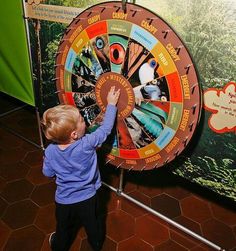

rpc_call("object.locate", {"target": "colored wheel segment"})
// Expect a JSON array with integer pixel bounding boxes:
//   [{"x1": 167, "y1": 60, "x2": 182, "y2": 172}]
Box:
[{"x1": 55, "y1": 1, "x2": 201, "y2": 170}]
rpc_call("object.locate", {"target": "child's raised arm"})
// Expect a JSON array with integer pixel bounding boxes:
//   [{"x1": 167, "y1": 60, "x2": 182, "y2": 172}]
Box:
[{"x1": 83, "y1": 86, "x2": 120, "y2": 148}]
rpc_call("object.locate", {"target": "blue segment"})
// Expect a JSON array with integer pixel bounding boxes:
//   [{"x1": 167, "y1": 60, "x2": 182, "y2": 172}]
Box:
[
  {"x1": 155, "y1": 127, "x2": 175, "y2": 149},
  {"x1": 65, "y1": 49, "x2": 77, "y2": 72},
  {"x1": 130, "y1": 25, "x2": 158, "y2": 51},
  {"x1": 112, "y1": 135, "x2": 118, "y2": 147},
  {"x1": 132, "y1": 108, "x2": 163, "y2": 138}
]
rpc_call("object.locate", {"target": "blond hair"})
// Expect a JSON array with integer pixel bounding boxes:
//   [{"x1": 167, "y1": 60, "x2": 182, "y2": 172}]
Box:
[{"x1": 41, "y1": 105, "x2": 82, "y2": 143}]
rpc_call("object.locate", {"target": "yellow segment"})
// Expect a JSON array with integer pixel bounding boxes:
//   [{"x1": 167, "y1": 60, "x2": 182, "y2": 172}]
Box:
[
  {"x1": 71, "y1": 30, "x2": 89, "y2": 54},
  {"x1": 139, "y1": 142, "x2": 160, "y2": 158},
  {"x1": 151, "y1": 43, "x2": 177, "y2": 76}
]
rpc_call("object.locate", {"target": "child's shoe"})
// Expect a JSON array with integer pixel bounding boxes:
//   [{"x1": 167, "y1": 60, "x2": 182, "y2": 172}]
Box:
[{"x1": 49, "y1": 232, "x2": 56, "y2": 248}]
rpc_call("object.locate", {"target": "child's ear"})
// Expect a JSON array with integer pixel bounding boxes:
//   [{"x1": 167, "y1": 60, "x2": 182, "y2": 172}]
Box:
[{"x1": 71, "y1": 130, "x2": 78, "y2": 139}]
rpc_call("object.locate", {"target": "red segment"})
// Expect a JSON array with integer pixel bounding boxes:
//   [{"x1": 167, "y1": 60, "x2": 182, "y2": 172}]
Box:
[
  {"x1": 86, "y1": 21, "x2": 107, "y2": 39},
  {"x1": 151, "y1": 101, "x2": 170, "y2": 114},
  {"x1": 120, "y1": 149, "x2": 140, "y2": 159},
  {"x1": 166, "y1": 72, "x2": 182, "y2": 102},
  {"x1": 117, "y1": 120, "x2": 136, "y2": 149},
  {"x1": 65, "y1": 92, "x2": 75, "y2": 106}
]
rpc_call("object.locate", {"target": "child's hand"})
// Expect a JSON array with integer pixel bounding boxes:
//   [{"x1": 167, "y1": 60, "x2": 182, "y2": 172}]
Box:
[{"x1": 107, "y1": 86, "x2": 120, "y2": 105}]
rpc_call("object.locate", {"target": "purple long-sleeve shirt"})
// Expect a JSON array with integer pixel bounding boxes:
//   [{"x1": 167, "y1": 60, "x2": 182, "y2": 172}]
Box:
[{"x1": 42, "y1": 104, "x2": 117, "y2": 204}]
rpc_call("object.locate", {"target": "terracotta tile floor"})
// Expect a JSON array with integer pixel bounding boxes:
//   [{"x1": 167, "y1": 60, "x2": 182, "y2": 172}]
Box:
[{"x1": 0, "y1": 93, "x2": 236, "y2": 251}]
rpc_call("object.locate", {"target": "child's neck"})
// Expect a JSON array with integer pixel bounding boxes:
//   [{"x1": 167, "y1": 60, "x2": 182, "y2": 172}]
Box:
[{"x1": 58, "y1": 139, "x2": 77, "y2": 150}]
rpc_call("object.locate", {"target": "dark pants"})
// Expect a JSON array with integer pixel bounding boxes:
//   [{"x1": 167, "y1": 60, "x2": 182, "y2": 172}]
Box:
[{"x1": 51, "y1": 193, "x2": 104, "y2": 251}]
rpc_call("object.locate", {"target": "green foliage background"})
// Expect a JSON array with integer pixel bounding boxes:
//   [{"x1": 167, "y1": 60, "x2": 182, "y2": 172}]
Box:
[{"x1": 29, "y1": 0, "x2": 236, "y2": 200}]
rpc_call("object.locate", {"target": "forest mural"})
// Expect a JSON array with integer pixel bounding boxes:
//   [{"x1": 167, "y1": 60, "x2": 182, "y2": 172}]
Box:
[
  {"x1": 27, "y1": 0, "x2": 236, "y2": 200},
  {"x1": 154, "y1": 0, "x2": 236, "y2": 200}
]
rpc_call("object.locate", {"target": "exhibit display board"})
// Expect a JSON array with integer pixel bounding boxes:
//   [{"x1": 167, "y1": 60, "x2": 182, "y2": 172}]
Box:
[
  {"x1": 55, "y1": 2, "x2": 201, "y2": 170},
  {"x1": 25, "y1": 0, "x2": 235, "y2": 200},
  {"x1": 0, "y1": 0, "x2": 35, "y2": 106}
]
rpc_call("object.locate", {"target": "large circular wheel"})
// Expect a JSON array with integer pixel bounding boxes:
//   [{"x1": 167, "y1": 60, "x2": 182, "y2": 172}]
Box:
[{"x1": 55, "y1": 1, "x2": 201, "y2": 170}]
